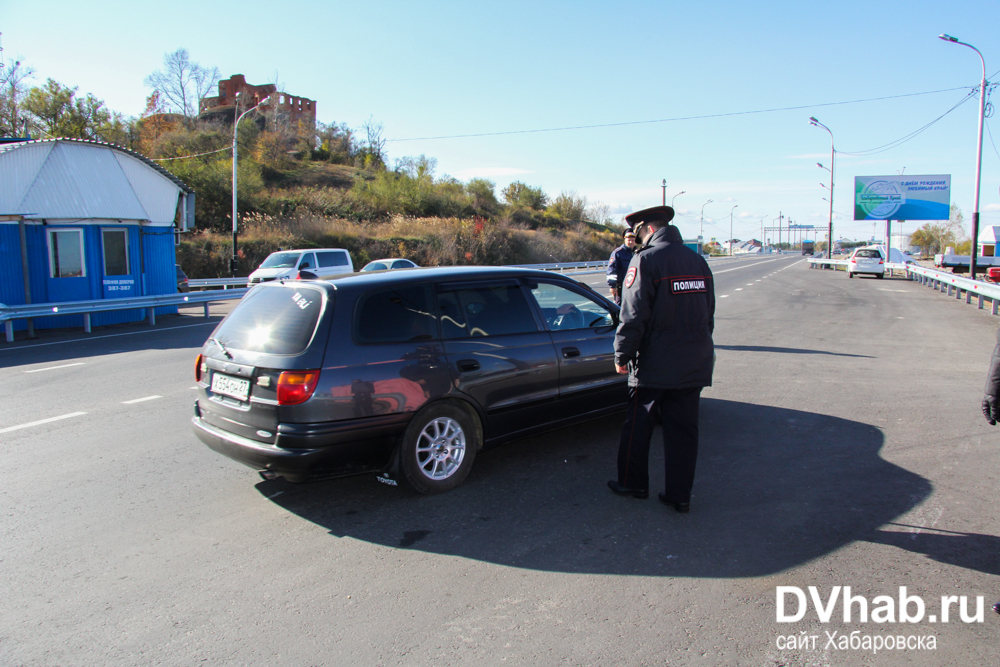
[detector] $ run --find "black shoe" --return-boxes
[607,480,648,499]
[993,602,1000,616]
[658,493,690,513]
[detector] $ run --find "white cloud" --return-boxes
[985,203,1000,212]
[608,203,633,215]
[450,166,532,179]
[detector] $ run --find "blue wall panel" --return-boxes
[2,223,179,333]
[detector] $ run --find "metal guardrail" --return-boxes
[807,257,911,276]
[907,264,1000,315]
[1,289,248,343]
[808,257,1000,314]
[187,277,249,289]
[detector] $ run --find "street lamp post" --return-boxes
[810,117,835,260]
[232,94,271,276]
[700,199,713,242]
[939,33,987,279]
[661,179,667,206]
[729,204,738,256]
[671,190,686,207]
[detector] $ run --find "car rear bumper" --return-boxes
[191,408,411,482]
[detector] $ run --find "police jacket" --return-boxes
[985,327,1000,398]
[607,244,635,288]
[614,226,715,388]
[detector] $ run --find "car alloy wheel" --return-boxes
[416,417,466,480]
[399,403,478,494]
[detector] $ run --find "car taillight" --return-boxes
[195,354,205,382]
[277,370,320,405]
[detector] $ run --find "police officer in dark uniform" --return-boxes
[607,205,715,513]
[979,329,1000,615]
[607,229,637,305]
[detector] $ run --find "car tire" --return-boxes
[876,273,884,279]
[848,271,854,279]
[398,403,478,494]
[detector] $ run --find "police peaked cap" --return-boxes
[622,228,636,239]
[624,205,675,229]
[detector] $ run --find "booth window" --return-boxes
[48,229,85,278]
[102,229,130,276]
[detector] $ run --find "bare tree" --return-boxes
[357,116,386,170]
[588,201,612,225]
[0,56,35,136]
[143,48,221,121]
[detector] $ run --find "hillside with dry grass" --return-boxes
[143,116,622,277]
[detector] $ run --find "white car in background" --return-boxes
[248,248,354,285]
[360,258,420,272]
[848,247,885,279]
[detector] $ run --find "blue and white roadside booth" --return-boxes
[0,138,195,331]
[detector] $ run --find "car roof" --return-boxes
[266,265,584,294]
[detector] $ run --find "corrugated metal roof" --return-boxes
[0,138,193,193]
[113,152,183,224]
[0,142,53,214]
[20,143,150,220]
[0,139,194,224]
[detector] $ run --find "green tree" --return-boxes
[466,178,499,216]
[501,181,547,210]
[23,79,131,142]
[549,191,588,221]
[313,120,354,163]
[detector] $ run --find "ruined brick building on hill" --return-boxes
[199,74,316,126]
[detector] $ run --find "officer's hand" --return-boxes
[983,395,999,425]
[610,287,618,298]
[615,364,629,375]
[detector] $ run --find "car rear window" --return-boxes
[214,285,324,355]
[317,251,349,268]
[855,250,880,258]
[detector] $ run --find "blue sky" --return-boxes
[4,0,999,243]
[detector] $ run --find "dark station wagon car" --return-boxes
[191,266,627,493]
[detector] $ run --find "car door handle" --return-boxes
[457,359,481,372]
[562,347,581,359]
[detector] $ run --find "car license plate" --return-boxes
[211,372,250,401]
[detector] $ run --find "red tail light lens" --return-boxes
[277,370,320,405]
[195,354,204,382]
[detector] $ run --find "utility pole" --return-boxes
[661,179,667,206]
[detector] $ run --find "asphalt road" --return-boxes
[2,255,998,666]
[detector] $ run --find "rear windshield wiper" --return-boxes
[209,337,234,360]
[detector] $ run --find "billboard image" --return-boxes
[853,174,951,220]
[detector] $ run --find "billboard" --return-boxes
[853,175,951,220]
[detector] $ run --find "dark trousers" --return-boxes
[616,385,702,502]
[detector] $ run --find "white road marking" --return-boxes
[0,321,217,352]
[0,412,88,434]
[266,491,284,499]
[122,395,162,404]
[735,288,743,291]
[720,295,730,298]
[713,258,789,274]
[24,362,86,373]
[746,283,754,286]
